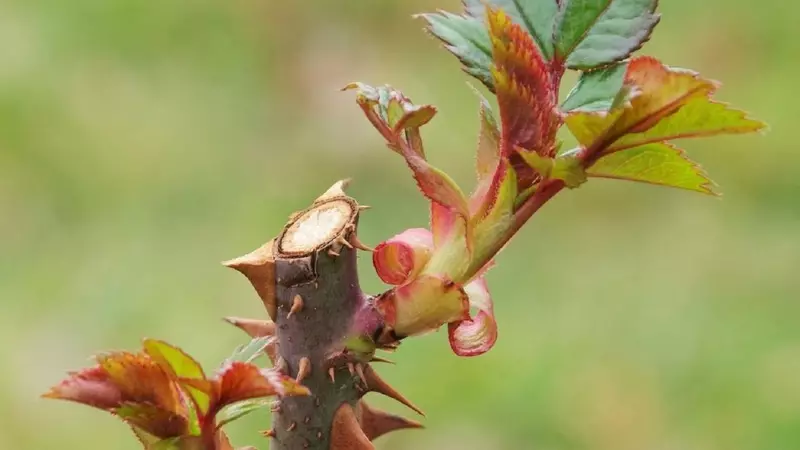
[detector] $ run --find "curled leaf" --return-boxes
[448,276,497,357]
[373,228,434,285]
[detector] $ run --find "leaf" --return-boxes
[228,336,271,364]
[98,352,184,416]
[115,403,189,439]
[561,61,628,112]
[608,95,767,151]
[448,276,498,357]
[554,0,660,69]
[215,363,309,410]
[373,228,434,285]
[475,95,501,182]
[463,0,560,60]
[216,398,272,429]
[566,57,732,153]
[143,340,210,415]
[419,12,494,90]
[587,142,715,194]
[42,366,123,410]
[488,7,558,156]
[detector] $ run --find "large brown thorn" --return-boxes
[330,403,374,450]
[296,357,311,384]
[358,400,423,441]
[362,365,424,416]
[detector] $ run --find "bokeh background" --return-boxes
[2,0,797,449]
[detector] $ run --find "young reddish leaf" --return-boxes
[554,0,660,69]
[42,366,123,410]
[464,0,559,60]
[418,12,495,90]
[488,7,558,157]
[587,142,715,194]
[375,274,470,338]
[98,352,184,416]
[431,199,460,249]
[448,276,498,357]
[213,362,309,410]
[115,403,190,439]
[561,61,628,113]
[373,228,434,285]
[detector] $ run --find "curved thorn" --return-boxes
[262,429,276,438]
[370,355,395,364]
[328,248,341,257]
[358,205,372,211]
[358,400,424,441]
[287,422,297,432]
[328,367,336,383]
[337,235,354,249]
[349,234,375,252]
[347,362,355,375]
[355,363,367,385]
[287,295,304,319]
[296,357,311,384]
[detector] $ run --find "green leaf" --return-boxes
[554,0,659,69]
[216,398,273,429]
[561,61,628,112]
[475,93,500,182]
[587,142,715,194]
[419,12,494,89]
[463,0,559,60]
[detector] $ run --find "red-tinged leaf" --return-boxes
[213,362,309,411]
[143,340,210,415]
[375,274,469,338]
[607,96,767,152]
[115,403,190,439]
[567,57,720,152]
[488,7,558,158]
[394,105,437,132]
[373,228,434,285]
[98,352,184,416]
[587,142,715,194]
[473,158,517,224]
[42,366,123,410]
[448,276,498,357]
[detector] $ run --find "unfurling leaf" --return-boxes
[212,363,309,410]
[143,340,210,415]
[475,95,501,184]
[587,142,714,194]
[554,0,660,69]
[216,398,273,429]
[373,228,435,285]
[488,7,558,157]
[448,277,497,357]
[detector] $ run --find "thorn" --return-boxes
[358,400,424,441]
[262,429,276,438]
[316,431,323,440]
[222,240,278,321]
[287,422,297,432]
[287,294,304,319]
[349,234,375,252]
[370,355,395,364]
[295,357,311,384]
[330,404,374,450]
[337,235,354,249]
[347,362,355,375]
[355,363,367,385]
[304,416,311,424]
[314,397,322,407]
[363,365,424,416]
[358,205,372,211]
[223,317,276,338]
[328,248,340,257]
[328,367,336,383]
[270,401,281,413]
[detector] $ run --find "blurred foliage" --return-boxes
[1,0,797,449]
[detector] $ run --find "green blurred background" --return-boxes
[2,0,797,449]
